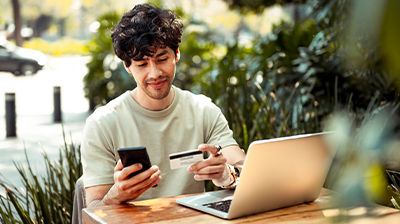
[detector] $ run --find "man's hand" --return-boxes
[186,144,233,187]
[86,160,161,207]
[111,160,162,202]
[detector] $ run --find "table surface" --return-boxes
[82,188,400,224]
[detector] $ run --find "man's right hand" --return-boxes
[85,159,162,207]
[112,160,162,203]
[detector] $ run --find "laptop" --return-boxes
[176,132,336,219]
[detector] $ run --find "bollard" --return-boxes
[54,86,62,123]
[89,98,95,112]
[5,93,16,137]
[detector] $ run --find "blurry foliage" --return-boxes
[0,131,82,223]
[83,11,136,109]
[222,0,306,14]
[324,101,400,217]
[195,22,323,151]
[305,0,400,111]
[23,37,88,56]
[380,1,400,77]
[387,170,400,209]
[174,15,217,92]
[307,0,400,212]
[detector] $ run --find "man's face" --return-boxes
[124,47,180,100]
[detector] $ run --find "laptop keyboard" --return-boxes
[202,200,232,213]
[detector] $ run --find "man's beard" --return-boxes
[140,75,173,100]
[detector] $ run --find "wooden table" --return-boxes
[82,189,400,224]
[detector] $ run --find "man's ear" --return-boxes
[123,61,131,74]
[175,48,180,62]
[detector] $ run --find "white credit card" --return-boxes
[169,149,203,170]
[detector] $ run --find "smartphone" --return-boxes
[117,146,153,178]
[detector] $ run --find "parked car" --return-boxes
[0,39,47,76]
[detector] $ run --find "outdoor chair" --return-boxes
[72,176,86,224]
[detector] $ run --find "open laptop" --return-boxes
[176,132,336,219]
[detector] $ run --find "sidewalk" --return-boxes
[0,112,89,197]
[0,56,91,197]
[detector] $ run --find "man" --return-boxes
[82,3,245,207]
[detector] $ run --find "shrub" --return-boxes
[0,130,82,223]
[83,11,136,109]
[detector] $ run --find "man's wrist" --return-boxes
[220,164,239,189]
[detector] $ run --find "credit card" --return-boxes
[169,149,203,170]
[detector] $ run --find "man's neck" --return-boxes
[130,87,175,111]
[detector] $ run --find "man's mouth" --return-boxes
[148,80,166,89]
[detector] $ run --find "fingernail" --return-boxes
[187,166,193,172]
[194,175,199,180]
[137,163,142,169]
[152,166,159,172]
[199,144,206,149]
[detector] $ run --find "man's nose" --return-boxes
[148,63,162,79]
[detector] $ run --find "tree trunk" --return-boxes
[11,0,23,46]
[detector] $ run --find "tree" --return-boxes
[10,0,22,46]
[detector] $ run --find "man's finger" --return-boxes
[194,173,224,181]
[194,164,225,175]
[129,168,162,192]
[128,165,159,184]
[115,159,124,172]
[119,163,143,180]
[198,144,220,156]
[188,156,227,173]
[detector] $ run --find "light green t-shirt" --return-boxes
[81,86,237,200]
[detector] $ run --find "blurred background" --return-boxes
[1,0,400,221]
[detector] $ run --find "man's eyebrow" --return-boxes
[135,58,148,62]
[133,50,170,62]
[155,50,170,58]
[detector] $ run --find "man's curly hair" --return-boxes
[111,3,183,67]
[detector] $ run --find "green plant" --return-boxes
[195,20,324,151]
[174,14,217,92]
[0,129,82,223]
[387,170,400,209]
[83,11,136,110]
[322,99,400,221]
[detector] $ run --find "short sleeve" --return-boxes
[204,104,238,148]
[81,118,116,188]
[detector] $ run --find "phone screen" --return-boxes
[117,146,152,178]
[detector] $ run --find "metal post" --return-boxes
[89,98,95,112]
[54,86,62,123]
[5,93,16,137]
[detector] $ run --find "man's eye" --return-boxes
[138,63,147,67]
[159,58,167,62]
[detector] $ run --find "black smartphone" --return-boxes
[117,146,152,178]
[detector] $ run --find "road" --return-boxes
[0,55,91,197]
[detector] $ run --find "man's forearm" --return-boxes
[86,185,121,208]
[87,199,108,208]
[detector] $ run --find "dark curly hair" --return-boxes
[111,3,183,67]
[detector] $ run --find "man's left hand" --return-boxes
[187,144,233,187]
